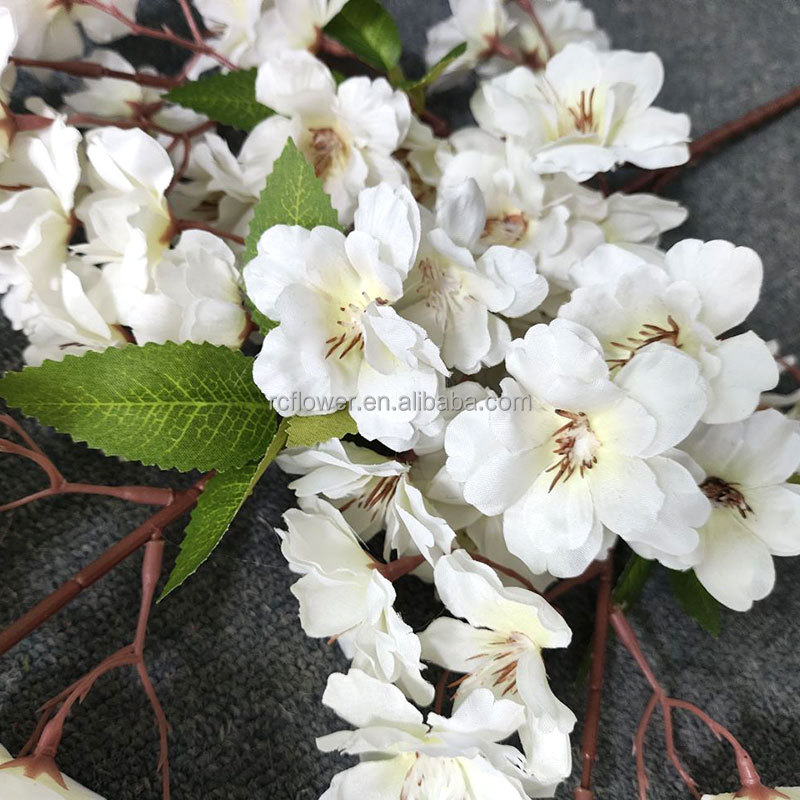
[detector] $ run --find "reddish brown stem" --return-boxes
[470,553,542,595]
[10,56,179,89]
[420,108,451,138]
[0,476,209,658]
[433,669,450,716]
[575,558,613,800]
[374,554,425,582]
[610,606,777,800]
[11,536,173,799]
[174,218,245,245]
[76,0,237,71]
[545,560,606,603]
[516,0,554,59]
[621,82,800,194]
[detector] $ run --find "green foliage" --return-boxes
[0,342,276,473]
[398,42,467,105]
[243,139,340,266]
[324,0,402,72]
[160,420,289,598]
[165,68,273,131]
[612,553,655,611]
[286,409,358,448]
[669,568,722,636]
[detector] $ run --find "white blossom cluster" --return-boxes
[1,0,799,797]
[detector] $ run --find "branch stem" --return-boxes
[575,558,613,800]
[10,57,179,89]
[621,82,800,194]
[0,476,209,658]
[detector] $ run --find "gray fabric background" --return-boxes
[1,1,800,798]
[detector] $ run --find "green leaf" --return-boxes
[165,68,273,131]
[244,294,277,336]
[788,473,800,485]
[243,138,341,266]
[612,553,655,611]
[0,342,276,472]
[669,568,722,636]
[160,419,289,599]
[286,409,358,448]
[399,42,467,91]
[324,0,402,72]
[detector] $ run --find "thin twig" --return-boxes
[470,553,542,595]
[75,0,237,71]
[0,475,210,658]
[545,560,607,603]
[575,558,613,800]
[173,218,245,245]
[10,57,179,89]
[620,82,800,195]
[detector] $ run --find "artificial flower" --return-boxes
[244,182,448,450]
[317,668,549,799]
[667,410,800,611]
[445,318,708,576]
[279,497,432,704]
[398,178,548,373]
[419,550,575,784]
[472,42,690,181]
[558,239,779,422]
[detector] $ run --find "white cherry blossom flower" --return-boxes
[501,0,608,74]
[419,550,575,784]
[245,182,448,451]
[74,127,175,320]
[558,240,778,423]
[255,50,411,224]
[437,130,685,289]
[102,230,247,348]
[425,0,513,81]
[317,668,545,800]
[277,438,455,564]
[190,0,267,71]
[253,0,349,56]
[0,742,105,798]
[280,497,432,704]
[396,116,451,208]
[670,410,800,611]
[472,43,690,181]
[398,178,548,373]
[445,319,708,576]
[0,0,137,60]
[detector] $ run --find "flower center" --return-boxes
[307,127,346,178]
[338,474,403,520]
[482,212,529,247]
[545,410,600,491]
[607,315,682,370]
[700,477,753,519]
[401,754,468,800]
[449,631,530,699]
[416,258,467,321]
[325,292,387,360]
[565,88,598,135]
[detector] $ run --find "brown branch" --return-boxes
[574,558,613,800]
[433,668,450,716]
[0,417,174,511]
[545,560,606,603]
[516,0,554,59]
[373,554,425,582]
[610,606,782,800]
[470,553,542,594]
[173,218,245,245]
[10,57,179,89]
[7,536,173,799]
[621,82,800,195]
[0,475,209,658]
[75,0,238,71]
